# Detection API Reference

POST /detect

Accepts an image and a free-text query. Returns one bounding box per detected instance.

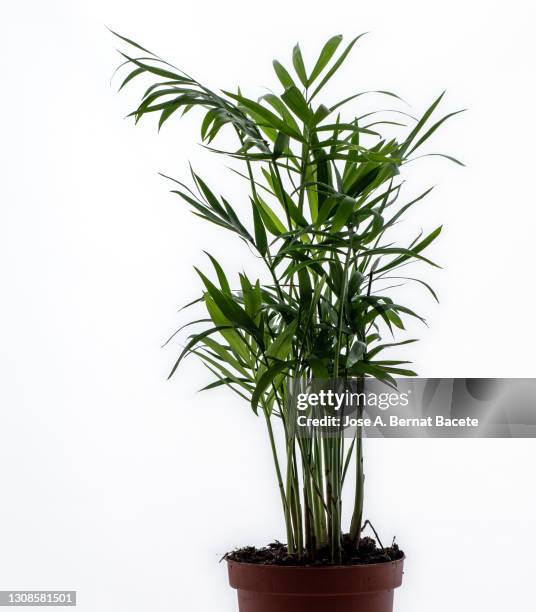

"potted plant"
[113,31,462,612]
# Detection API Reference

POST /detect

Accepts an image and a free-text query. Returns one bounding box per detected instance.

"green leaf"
[203,251,231,294]
[307,357,329,378]
[313,104,331,124]
[118,67,145,91]
[297,267,313,308]
[358,245,439,270]
[222,197,252,237]
[308,35,343,86]
[366,339,417,359]
[292,43,308,87]
[205,297,252,364]
[412,226,442,254]
[196,268,263,347]
[371,364,417,377]
[310,33,367,101]
[240,274,261,319]
[385,308,405,329]
[330,89,405,113]
[195,349,254,392]
[407,109,467,155]
[384,187,435,229]
[250,198,268,256]
[224,91,304,141]
[347,340,366,367]
[192,172,227,216]
[266,320,297,360]
[351,361,396,385]
[170,188,233,231]
[273,60,296,90]
[264,167,308,227]
[274,131,290,157]
[118,52,184,81]
[109,29,160,57]
[400,91,444,156]
[168,325,232,379]
[411,153,465,166]
[331,196,356,232]
[259,93,301,134]
[198,377,250,394]
[251,360,294,414]
[200,337,251,378]
[281,86,313,124]
[253,195,286,235]
[200,108,219,140]
[158,105,179,130]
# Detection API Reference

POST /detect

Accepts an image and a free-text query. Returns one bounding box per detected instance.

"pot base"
[228,558,404,612]
[238,589,394,612]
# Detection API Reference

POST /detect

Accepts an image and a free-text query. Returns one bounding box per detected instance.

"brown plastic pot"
[227,557,404,612]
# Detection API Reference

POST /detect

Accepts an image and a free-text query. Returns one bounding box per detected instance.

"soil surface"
[224,535,403,566]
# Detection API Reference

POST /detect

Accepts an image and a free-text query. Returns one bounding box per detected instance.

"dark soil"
[224,535,403,566]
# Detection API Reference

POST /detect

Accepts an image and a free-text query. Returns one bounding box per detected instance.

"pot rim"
[227,554,405,595]
[226,554,405,570]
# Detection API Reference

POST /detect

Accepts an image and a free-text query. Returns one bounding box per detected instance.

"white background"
[1,1,535,610]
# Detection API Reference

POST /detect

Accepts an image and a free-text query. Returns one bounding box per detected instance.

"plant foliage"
[113,31,462,563]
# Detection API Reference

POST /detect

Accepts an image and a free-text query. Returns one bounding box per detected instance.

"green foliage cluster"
[114,31,462,563]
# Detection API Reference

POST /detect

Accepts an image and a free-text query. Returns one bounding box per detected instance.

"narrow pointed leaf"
[310,33,367,100]
[292,43,308,87]
[273,60,296,90]
[308,35,343,86]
